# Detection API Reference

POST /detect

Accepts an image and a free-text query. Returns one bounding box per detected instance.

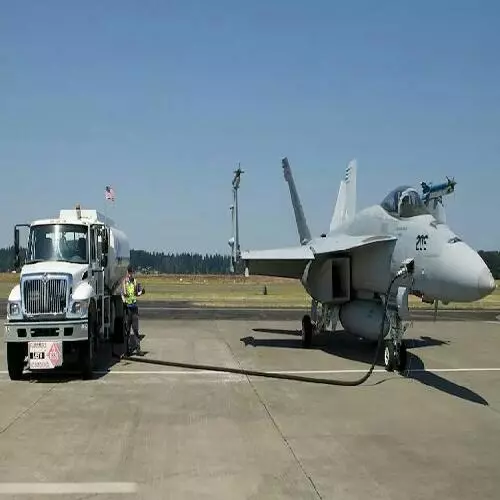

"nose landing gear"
[383,307,410,373]
[384,340,407,373]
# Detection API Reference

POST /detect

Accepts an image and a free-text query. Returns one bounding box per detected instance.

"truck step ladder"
[100,295,111,341]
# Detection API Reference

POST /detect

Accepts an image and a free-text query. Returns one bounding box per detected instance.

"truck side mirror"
[13,224,30,271]
[14,227,20,270]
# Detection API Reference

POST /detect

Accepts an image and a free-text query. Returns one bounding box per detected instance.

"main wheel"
[7,343,26,380]
[301,314,313,348]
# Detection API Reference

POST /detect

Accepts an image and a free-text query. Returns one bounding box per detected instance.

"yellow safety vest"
[123,278,137,305]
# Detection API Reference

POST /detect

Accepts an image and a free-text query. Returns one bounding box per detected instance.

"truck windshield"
[26,224,89,264]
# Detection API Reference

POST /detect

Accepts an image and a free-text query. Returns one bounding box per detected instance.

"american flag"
[105,186,115,201]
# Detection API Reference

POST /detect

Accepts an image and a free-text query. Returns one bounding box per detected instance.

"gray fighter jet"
[236,158,496,372]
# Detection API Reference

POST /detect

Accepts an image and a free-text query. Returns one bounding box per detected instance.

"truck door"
[90,226,102,293]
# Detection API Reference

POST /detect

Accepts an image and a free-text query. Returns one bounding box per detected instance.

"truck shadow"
[21,340,137,383]
[242,328,487,406]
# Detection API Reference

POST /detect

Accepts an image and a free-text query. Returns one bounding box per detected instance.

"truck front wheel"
[79,303,97,380]
[7,343,26,380]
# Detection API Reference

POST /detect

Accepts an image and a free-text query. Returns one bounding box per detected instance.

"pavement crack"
[0,384,57,437]
[487,406,500,417]
[218,325,323,499]
[246,378,323,499]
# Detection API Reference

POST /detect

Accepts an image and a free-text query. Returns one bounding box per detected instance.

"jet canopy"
[380,185,430,218]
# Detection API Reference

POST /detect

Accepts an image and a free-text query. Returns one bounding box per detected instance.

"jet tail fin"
[282,157,312,245]
[330,159,357,231]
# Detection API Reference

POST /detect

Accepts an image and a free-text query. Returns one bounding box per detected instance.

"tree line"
[0,246,232,274]
[1,246,500,279]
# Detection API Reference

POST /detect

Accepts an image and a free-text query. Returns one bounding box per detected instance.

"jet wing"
[311,234,396,255]
[241,234,397,278]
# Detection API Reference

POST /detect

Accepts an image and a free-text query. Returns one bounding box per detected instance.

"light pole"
[229,163,244,272]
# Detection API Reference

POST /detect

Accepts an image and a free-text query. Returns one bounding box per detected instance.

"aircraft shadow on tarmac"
[19,336,147,383]
[243,328,488,406]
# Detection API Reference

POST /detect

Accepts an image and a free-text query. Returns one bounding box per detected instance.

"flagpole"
[102,185,115,341]
[102,186,108,341]
[103,186,108,228]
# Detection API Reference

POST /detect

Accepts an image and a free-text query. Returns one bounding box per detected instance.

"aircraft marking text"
[416,234,429,251]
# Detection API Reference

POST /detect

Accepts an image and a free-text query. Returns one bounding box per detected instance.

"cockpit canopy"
[380,185,430,218]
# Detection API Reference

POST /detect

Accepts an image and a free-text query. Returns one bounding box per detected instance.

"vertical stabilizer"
[282,157,312,245]
[330,159,357,231]
[330,180,347,230]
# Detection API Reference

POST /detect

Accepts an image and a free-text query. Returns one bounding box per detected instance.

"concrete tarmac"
[134,303,500,321]
[0,316,499,499]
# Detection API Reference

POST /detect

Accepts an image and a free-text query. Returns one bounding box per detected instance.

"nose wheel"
[383,303,410,373]
[384,340,407,373]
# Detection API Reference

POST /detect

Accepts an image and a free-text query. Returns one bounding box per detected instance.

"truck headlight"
[7,301,21,318]
[71,300,89,316]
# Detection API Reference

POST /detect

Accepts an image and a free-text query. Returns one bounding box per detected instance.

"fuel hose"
[123,274,403,386]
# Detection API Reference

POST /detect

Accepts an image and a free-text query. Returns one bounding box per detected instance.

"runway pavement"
[134,302,500,321]
[0,318,499,499]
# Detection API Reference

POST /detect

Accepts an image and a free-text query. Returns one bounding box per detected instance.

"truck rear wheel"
[113,315,124,343]
[111,298,125,343]
[7,343,26,380]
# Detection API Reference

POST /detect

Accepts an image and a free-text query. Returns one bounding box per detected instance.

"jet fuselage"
[324,204,495,303]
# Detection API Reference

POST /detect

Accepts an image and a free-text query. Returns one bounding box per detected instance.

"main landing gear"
[300,295,411,374]
[301,300,339,348]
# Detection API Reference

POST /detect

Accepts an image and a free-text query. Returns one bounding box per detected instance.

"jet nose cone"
[478,268,496,297]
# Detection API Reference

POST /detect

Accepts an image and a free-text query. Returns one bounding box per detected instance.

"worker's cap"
[127,265,134,273]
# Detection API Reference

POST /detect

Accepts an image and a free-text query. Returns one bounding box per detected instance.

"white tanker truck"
[4,205,130,380]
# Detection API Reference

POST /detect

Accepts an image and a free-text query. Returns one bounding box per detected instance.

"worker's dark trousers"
[125,304,140,352]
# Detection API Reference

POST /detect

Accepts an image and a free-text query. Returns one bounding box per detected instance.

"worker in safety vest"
[121,265,145,356]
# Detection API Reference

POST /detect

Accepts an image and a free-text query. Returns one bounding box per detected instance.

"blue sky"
[1,0,499,254]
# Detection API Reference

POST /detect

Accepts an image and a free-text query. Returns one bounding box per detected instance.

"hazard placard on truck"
[28,341,63,370]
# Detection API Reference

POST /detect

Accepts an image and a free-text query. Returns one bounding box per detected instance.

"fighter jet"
[236,157,496,372]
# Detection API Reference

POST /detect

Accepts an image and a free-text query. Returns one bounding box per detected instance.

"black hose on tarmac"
[123,274,402,386]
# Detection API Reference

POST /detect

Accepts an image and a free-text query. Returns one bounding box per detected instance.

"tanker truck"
[4,205,130,380]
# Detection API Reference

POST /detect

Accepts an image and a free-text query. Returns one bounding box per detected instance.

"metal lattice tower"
[229,163,244,272]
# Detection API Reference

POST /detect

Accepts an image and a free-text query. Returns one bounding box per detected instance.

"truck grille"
[22,277,68,315]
